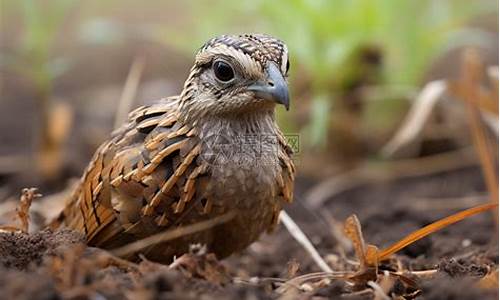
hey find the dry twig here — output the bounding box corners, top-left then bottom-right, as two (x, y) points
(376, 202), (497, 263)
(279, 211), (333, 273)
(114, 55), (146, 129)
(369, 277), (391, 300)
(382, 80), (448, 157)
(16, 188), (42, 232)
(448, 49), (498, 221)
(307, 147), (477, 208)
(112, 211), (236, 258)
(0, 188), (42, 233)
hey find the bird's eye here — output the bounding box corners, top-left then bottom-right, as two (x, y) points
(213, 60), (234, 82)
(285, 59), (290, 74)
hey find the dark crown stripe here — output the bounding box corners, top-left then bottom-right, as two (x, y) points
(199, 34), (286, 68)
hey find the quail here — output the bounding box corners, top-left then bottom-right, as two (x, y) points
(51, 34), (295, 263)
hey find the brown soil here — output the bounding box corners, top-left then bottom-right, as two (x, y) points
(0, 166), (497, 299)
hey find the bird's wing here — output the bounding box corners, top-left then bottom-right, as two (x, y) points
(278, 132), (295, 204)
(264, 131), (295, 229)
(57, 97), (211, 248)
(54, 96), (295, 250)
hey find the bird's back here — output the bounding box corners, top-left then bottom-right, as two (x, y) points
(53, 97), (200, 248)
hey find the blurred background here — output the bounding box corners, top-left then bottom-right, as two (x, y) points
(0, 1), (499, 297)
(0, 0), (498, 196)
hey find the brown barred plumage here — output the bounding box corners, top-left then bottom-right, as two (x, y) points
(51, 34), (295, 263)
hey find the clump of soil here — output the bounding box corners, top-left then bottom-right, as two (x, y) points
(0, 229), (84, 270)
(421, 275), (498, 300)
(0, 229), (270, 300)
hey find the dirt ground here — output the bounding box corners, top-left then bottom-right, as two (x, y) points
(0, 165), (497, 299)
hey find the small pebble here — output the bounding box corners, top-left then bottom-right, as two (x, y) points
(461, 239), (472, 247)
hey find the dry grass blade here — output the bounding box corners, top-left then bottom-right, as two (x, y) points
(373, 50), (499, 264)
(344, 215), (369, 269)
(395, 269), (438, 279)
(342, 215), (380, 286)
(307, 147), (477, 208)
(114, 55), (146, 129)
(38, 102), (74, 180)
(0, 188), (42, 233)
(459, 50), (498, 212)
(446, 49), (498, 222)
(369, 277), (391, 300)
(276, 271), (351, 294)
(449, 66), (499, 116)
(279, 211), (334, 273)
(381, 80), (447, 157)
(487, 66), (498, 104)
(112, 211), (236, 257)
(376, 202), (498, 263)
(17, 188), (42, 232)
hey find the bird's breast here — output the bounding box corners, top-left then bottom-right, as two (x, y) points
(203, 147), (281, 209)
(192, 114), (285, 250)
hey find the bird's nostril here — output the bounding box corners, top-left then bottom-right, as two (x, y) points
(267, 80), (275, 87)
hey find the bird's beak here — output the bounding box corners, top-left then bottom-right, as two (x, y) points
(248, 62), (290, 110)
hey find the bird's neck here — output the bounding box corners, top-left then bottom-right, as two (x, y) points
(192, 111), (281, 174)
(195, 110), (278, 139)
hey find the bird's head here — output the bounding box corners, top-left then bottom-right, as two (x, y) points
(178, 34), (290, 122)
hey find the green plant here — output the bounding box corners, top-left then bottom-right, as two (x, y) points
(2, 0), (76, 179)
(5, 0), (75, 97)
(155, 0), (497, 149)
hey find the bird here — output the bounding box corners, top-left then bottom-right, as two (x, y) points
(50, 34), (295, 263)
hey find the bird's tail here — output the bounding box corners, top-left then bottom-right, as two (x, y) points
(46, 183), (85, 233)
